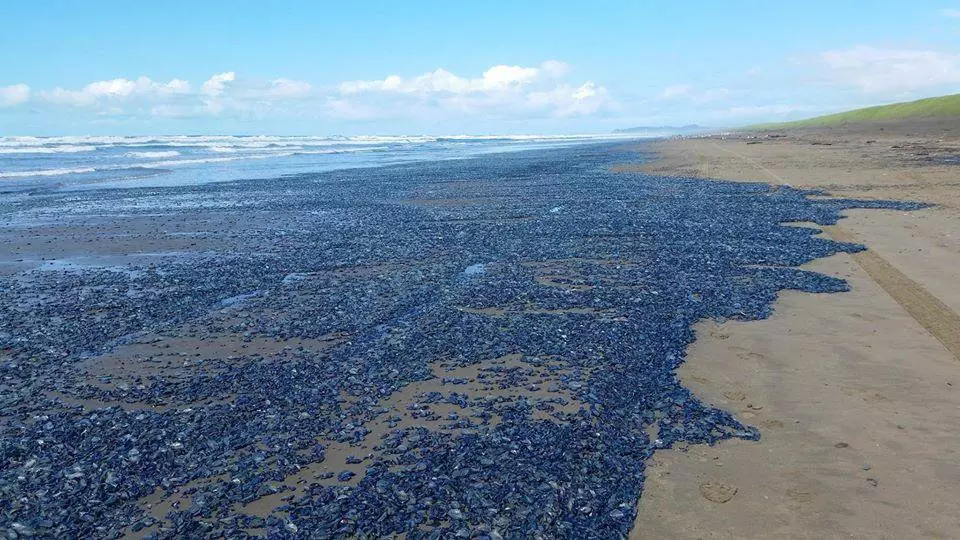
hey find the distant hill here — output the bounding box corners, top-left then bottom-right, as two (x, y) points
(613, 124), (705, 134)
(751, 93), (960, 130)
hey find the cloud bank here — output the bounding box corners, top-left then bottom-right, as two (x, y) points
(3, 44), (958, 130)
(333, 61), (609, 120)
(40, 77), (191, 106)
(0, 84), (31, 108)
(818, 46), (960, 93)
(1, 61), (609, 123)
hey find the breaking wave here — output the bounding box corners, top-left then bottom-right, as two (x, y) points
(0, 145), (97, 154)
(0, 167), (97, 178)
(0, 133), (648, 187)
(124, 151), (181, 159)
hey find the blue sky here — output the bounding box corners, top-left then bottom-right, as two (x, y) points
(1, 0), (959, 135)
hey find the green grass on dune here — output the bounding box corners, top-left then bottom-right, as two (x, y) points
(749, 93), (960, 130)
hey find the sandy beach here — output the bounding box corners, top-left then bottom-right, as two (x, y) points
(631, 119), (960, 538)
(16, 143), (870, 538)
(1, 134), (955, 537)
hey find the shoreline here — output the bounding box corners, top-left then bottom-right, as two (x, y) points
(2, 137), (957, 537)
(0, 135), (649, 193)
(631, 125), (960, 538)
(10, 143), (873, 537)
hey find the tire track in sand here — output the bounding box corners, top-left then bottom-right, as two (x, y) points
(706, 141), (960, 361)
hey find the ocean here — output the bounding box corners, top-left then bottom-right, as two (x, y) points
(0, 133), (648, 191)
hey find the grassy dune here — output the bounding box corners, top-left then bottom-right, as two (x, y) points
(751, 93), (960, 129)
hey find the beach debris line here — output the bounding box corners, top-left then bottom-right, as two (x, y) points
(0, 143), (926, 538)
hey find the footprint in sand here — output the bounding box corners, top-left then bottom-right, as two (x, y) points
(709, 329), (731, 340)
(722, 390), (747, 402)
(699, 482), (739, 503)
(787, 488), (813, 503)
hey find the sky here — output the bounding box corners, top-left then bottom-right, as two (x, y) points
(1, 0), (959, 135)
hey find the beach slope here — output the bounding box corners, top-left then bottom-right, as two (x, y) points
(631, 118), (960, 538)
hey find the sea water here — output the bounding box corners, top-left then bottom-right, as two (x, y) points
(0, 134), (648, 191)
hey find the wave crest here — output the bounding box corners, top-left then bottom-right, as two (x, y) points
(125, 150), (181, 159)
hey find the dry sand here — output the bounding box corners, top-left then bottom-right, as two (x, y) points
(630, 119), (960, 538)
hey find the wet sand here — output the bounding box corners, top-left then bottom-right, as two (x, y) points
(14, 146), (767, 537)
(631, 119), (960, 538)
(2, 141), (949, 537)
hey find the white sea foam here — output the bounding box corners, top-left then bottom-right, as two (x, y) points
(141, 153), (286, 168)
(0, 133), (648, 185)
(292, 146), (388, 155)
(0, 133), (638, 151)
(0, 153), (291, 180)
(125, 150), (181, 159)
(0, 145), (97, 154)
(0, 167), (97, 178)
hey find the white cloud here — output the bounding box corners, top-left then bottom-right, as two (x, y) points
(818, 45), (960, 93)
(339, 60), (567, 95)
(481, 65), (540, 89)
(196, 72), (237, 115)
(341, 68), (467, 94)
(41, 76), (190, 106)
(527, 82), (610, 117)
(334, 60), (609, 119)
(27, 71), (312, 118)
(939, 8), (960, 17)
(264, 78), (312, 99)
(164, 79), (191, 94)
(41, 88), (90, 106)
(201, 72), (236, 97)
(540, 60), (571, 78)
(0, 84), (30, 107)
(149, 104), (193, 118)
(11, 61), (608, 122)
